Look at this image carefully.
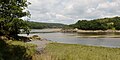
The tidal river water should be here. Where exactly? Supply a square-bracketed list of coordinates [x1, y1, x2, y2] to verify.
[19, 29, 120, 48]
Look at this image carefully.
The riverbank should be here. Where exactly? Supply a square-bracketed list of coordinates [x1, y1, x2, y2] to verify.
[29, 29, 120, 33]
[0, 35, 50, 60]
[61, 29, 120, 33]
[77, 30, 120, 33]
[30, 29, 62, 33]
[27, 40, 50, 54]
[33, 43, 120, 60]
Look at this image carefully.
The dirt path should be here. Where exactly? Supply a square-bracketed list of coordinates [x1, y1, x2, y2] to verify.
[27, 40, 50, 54]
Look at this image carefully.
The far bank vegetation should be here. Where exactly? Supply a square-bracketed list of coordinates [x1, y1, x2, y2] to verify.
[63, 16, 120, 30]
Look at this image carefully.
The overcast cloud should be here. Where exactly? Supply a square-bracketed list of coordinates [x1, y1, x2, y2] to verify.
[27, 0, 120, 24]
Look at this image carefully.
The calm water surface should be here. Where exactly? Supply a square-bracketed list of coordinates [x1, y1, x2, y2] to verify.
[20, 29, 120, 48]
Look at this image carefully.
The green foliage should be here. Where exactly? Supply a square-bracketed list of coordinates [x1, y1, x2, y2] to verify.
[28, 21, 65, 29]
[37, 43, 120, 60]
[0, 0, 30, 36]
[62, 25, 74, 30]
[71, 16, 120, 30]
[0, 40, 36, 60]
[113, 17, 120, 30]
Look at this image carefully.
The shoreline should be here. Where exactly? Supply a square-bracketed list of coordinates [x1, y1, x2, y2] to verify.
[27, 29, 120, 33]
[77, 30, 120, 33]
[61, 29, 120, 33]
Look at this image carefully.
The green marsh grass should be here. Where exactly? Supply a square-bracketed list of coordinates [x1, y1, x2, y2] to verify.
[34, 43, 120, 60]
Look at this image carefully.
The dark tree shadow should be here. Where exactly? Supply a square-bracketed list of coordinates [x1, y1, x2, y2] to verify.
[10, 35, 31, 42]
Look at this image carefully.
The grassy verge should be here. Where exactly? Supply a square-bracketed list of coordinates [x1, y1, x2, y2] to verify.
[7, 40, 37, 57]
[35, 43, 120, 60]
[0, 40, 36, 60]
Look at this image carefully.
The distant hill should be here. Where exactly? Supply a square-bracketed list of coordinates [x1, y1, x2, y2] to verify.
[69, 16, 120, 30]
[28, 21, 65, 29]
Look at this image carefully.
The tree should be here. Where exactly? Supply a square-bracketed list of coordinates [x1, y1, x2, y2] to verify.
[114, 20, 120, 30]
[0, 0, 30, 36]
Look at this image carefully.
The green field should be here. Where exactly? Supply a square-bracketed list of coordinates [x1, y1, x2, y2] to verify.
[35, 43, 120, 60]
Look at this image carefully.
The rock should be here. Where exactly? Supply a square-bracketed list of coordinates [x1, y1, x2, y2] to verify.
[30, 35, 41, 40]
[32, 35, 39, 38]
[0, 36, 8, 40]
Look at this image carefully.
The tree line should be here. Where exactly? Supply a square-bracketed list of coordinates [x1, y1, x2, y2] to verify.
[28, 21, 65, 29]
[69, 16, 120, 30]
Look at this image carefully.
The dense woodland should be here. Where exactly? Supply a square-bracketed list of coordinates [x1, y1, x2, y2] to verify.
[69, 16, 120, 30]
[28, 21, 65, 29]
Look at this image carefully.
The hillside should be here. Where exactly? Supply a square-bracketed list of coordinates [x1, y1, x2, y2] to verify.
[28, 21, 65, 29]
[70, 16, 120, 30]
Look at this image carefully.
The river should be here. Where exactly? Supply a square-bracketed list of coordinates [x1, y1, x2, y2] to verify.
[19, 29, 120, 48]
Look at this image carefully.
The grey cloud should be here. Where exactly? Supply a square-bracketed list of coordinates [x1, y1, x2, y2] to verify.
[28, 0, 120, 24]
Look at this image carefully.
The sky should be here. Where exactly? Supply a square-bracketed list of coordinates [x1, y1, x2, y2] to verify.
[27, 0, 120, 24]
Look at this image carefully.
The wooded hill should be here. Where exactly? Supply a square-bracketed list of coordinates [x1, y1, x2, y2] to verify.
[69, 16, 120, 30]
[28, 21, 65, 29]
